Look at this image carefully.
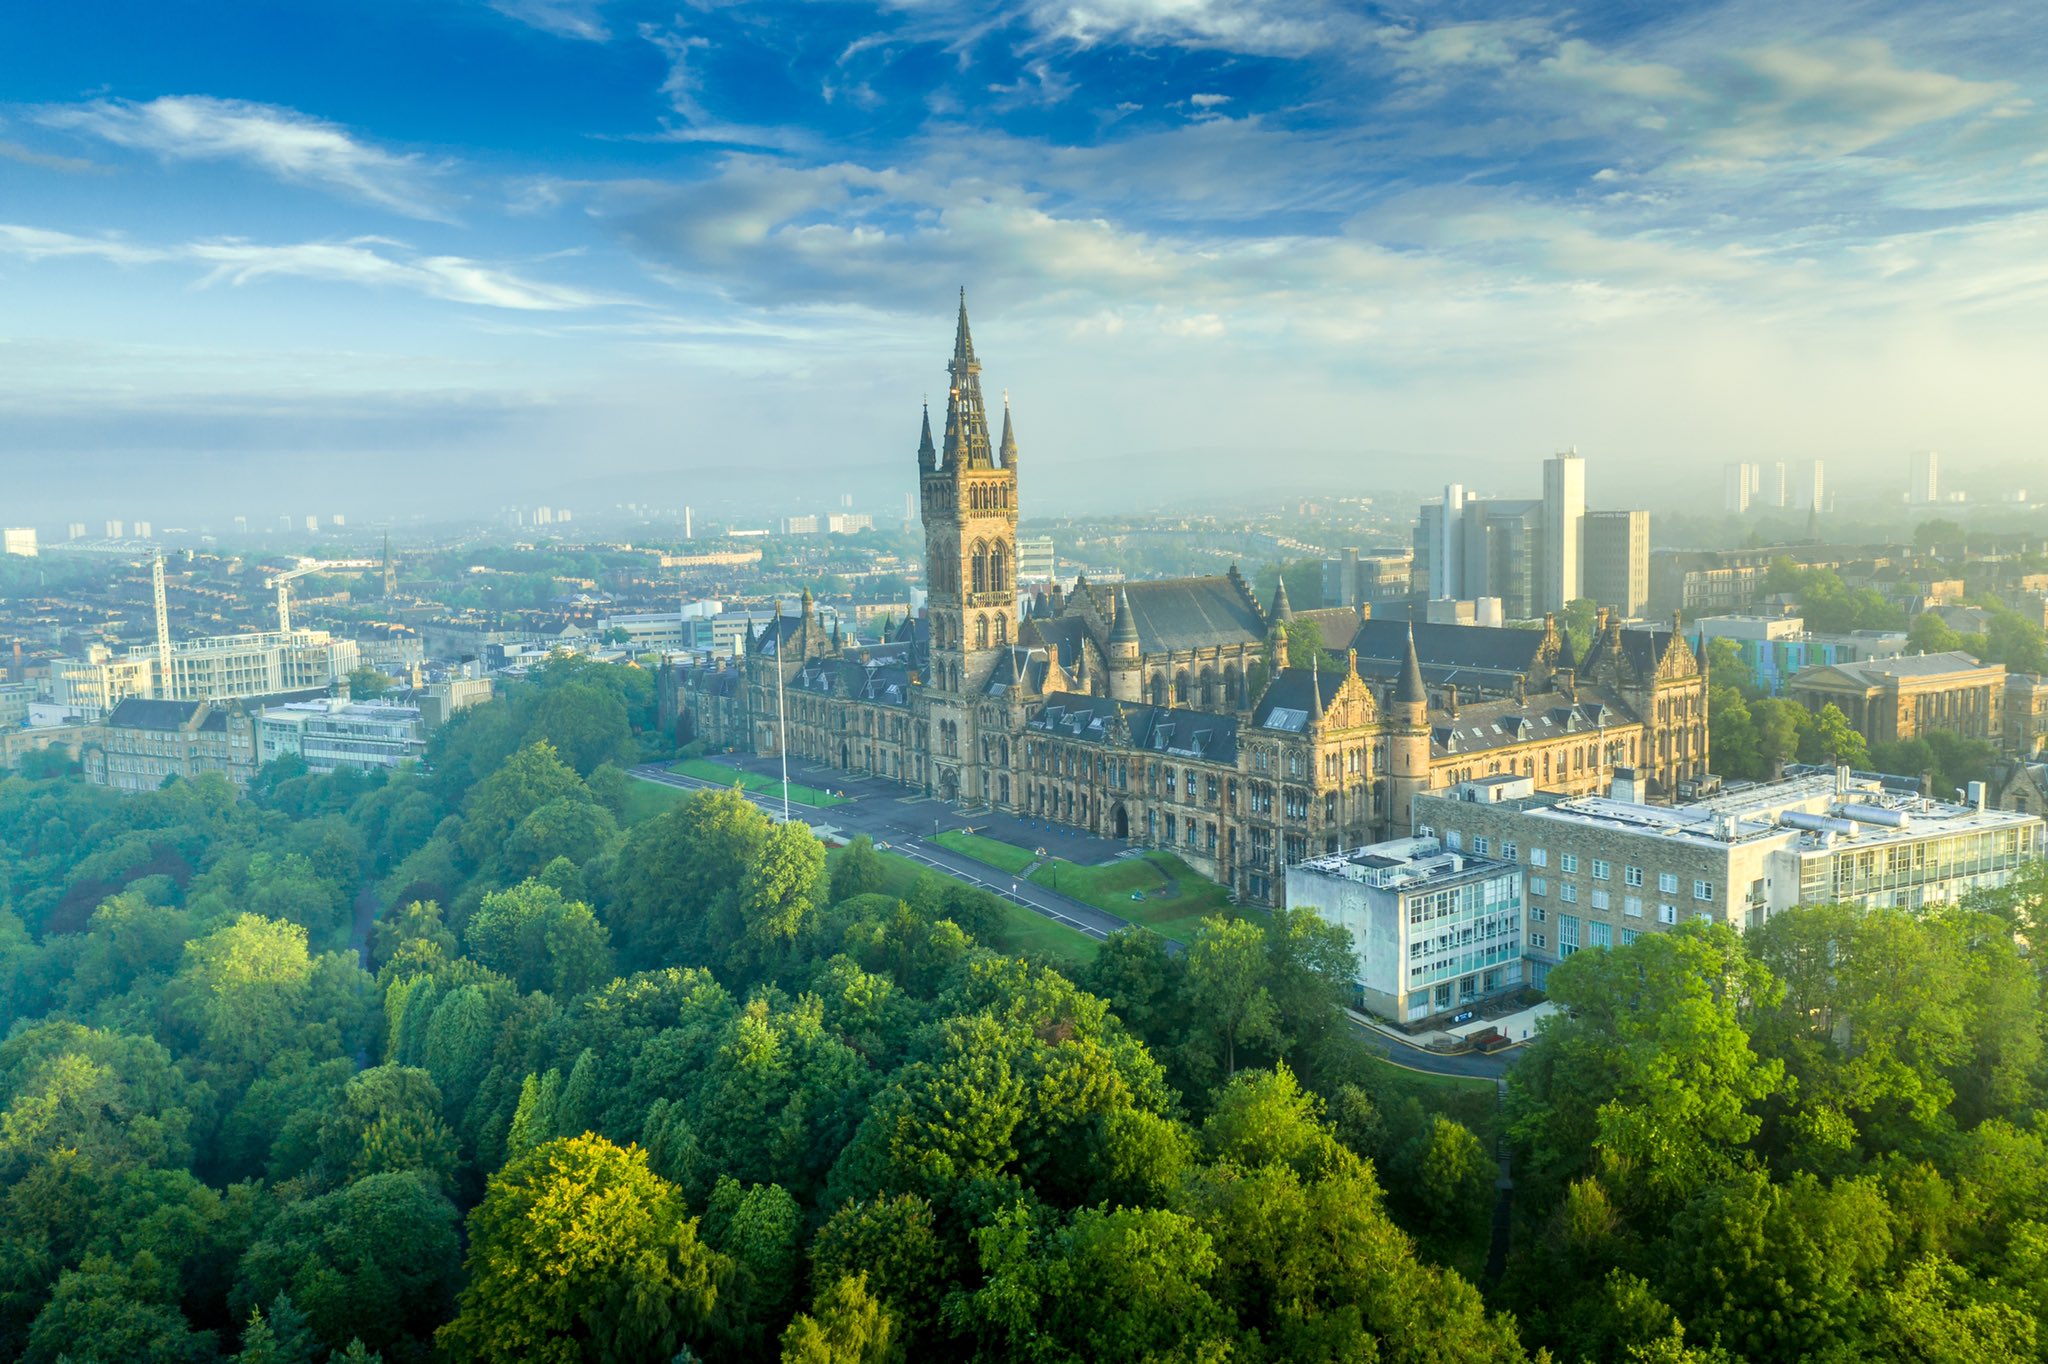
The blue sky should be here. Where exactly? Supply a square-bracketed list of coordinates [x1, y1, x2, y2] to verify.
[3, 0, 2045, 518]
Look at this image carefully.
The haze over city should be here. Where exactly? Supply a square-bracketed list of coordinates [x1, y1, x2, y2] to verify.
[5, 0, 2046, 518]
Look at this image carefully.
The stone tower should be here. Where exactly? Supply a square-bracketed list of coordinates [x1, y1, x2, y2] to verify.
[1387, 624, 1431, 835]
[919, 291, 1018, 804]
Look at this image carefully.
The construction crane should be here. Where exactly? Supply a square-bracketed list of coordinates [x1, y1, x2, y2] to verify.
[265, 561, 322, 633]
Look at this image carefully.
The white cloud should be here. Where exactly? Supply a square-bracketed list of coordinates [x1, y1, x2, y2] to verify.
[0, 224, 617, 311]
[39, 96, 450, 219]
[488, 0, 610, 41]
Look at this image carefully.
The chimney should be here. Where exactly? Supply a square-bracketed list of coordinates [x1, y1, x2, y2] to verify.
[1595, 606, 1610, 633]
[1445, 682, 1459, 717]
[1559, 668, 1576, 702]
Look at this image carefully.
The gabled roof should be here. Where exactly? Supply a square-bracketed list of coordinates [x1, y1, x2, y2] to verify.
[1425, 689, 1635, 756]
[1022, 615, 1089, 672]
[1097, 575, 1267, 654]
[1252, 665, 1347, 732]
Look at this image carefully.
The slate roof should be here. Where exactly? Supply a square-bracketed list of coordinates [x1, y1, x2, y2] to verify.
[1291, 606, 1365, 641]
[1027, 697, 1239, 764]
[1426, 690, 1628, 757]
[1109, 575, 1268, 653]
[983, 646, 1053, 697]
[1252, 666, 1349, 732]
[1023, 615, 1089, 673]
[1612, 628, 1680, 680]
[106, 698, 207, 731]
[1350, 618, 1548, 673]
[791, 655, 917, 707]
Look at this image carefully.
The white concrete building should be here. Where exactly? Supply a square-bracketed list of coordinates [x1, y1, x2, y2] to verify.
[1287, 835, 1525, 1023]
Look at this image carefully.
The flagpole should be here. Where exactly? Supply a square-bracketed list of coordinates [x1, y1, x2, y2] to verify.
[775, 631, 791, 822]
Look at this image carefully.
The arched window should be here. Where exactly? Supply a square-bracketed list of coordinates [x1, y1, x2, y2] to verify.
[971, 542, 988, 594]
[1150, 673, 1167, 707]
[1174, 670, 1190, 704]
[996, 615, 1009, 645]
[992, 544, 1007, 592]
[976, 616, 989, 649]
[1200, 667, 1217, 708]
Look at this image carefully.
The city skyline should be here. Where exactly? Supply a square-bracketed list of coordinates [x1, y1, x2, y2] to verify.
[4, 1, 2046, 516]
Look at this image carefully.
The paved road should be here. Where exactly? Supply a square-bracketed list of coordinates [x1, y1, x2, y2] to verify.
[631, 759, 1518, 1080]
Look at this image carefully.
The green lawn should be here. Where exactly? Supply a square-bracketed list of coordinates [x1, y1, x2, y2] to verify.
[933, 830, 1039, 875]
[1030, 850, 1252, 943]
[1365, 1057, 1503, 1149]
[621, 777, 691, 825]
[829, 845, 1100, 965]
[671, 758, 847, 808]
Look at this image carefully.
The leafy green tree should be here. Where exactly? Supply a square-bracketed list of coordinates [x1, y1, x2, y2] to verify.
[1398, 1116, 1494, 1242]
[297, 1063, 461, 1192]
[439, 1135, 724, 1364]
[161, 914, 316, 1073]
[829, 837, 887, 904]
[780, 1274, 899, 1364]
[232, 1293, 317, 1364]
[232, 1171, 460, 1356]
[809, 1196, 952, 1345]
[467, 879, 615, 998]
[609, 790, 772, 968]
[460, 742, 590, 867]
[1509, 924, 1786, 1217]
[1803, 702, 1871, 769]
[23, 1252, 215, 1364]
[733, 821, 828, 976]
[1185, 916, 1277, 1077]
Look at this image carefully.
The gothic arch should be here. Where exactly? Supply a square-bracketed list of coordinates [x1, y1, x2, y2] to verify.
[1174, 669, 1190, 705]
[1150, 672, 1167, 707]
[972, 541, 988, 594]
[976, 616, 990, 649]
[1200, 666, 1218, 708]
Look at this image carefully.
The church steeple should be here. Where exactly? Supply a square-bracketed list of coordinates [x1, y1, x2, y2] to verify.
[942, 288, 996, 470]
[917, 399, 936, 474]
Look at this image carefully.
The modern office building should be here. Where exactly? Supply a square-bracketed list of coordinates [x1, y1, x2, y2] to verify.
[1909, 450, 1941, 505]
[1323, 547, 1413, 609]
[1017, 535, 1057, 583]
[1724, 463, 1756, 514]
[258, 698, 426, 772]
[1414, 769, 2046, 986]
[1692, 616, 1909, 695]
[2, 528, 37, 557]
[1287, 836, 1524, 1022]
[1583, 510, 1649, 616]
[1794, 460, 1826, 512]
[1541, 449, 1586, 613]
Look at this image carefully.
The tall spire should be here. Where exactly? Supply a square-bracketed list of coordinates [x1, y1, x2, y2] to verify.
[1395, 622, 1427, 706]
[917, 399, 936, 473]
[998, 392, 1018, 469]
[942, 288, 995, 470]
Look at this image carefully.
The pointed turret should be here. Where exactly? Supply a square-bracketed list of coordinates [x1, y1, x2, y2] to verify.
[1268, 576, 1294, 624]
[941, 288, 995, 470]
[1108, 586, 1142, 702]
[998, 394, 1018, 470]
[917, 400, 936, 474]
[1394, 624, 1427, 707]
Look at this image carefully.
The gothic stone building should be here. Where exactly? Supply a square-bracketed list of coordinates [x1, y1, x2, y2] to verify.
[664, 299, 1710, 905]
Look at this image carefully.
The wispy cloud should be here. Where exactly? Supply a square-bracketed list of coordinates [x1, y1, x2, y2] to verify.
[0, 139, 104, 174]
[0, 224, 620, 311]
[488, 0, 610, 41]
[38, 96, 452, 219]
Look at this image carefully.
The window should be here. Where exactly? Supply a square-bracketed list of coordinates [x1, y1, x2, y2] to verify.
[1530, 848, 1549, 868]
[1658, 871, 1678, 894]
[1560, 883, 1579, 904]
[1530, 933, 1547, 949]
[1559, 915, 1580, 957]
[1592, 859, 1610, 881]
[1623, 896, 1643, 918]
[1591, 888, 1611, 911]
[1530, 905, 1548, 923]
[1694, 879, 1714, 902]
[1474, 836, 1491, 856]
[1621, 928, 1639, 946]
[1624, 865, 1644, 888]
[1445, 830, 1463, 851]
[1503, 841, 1519, 862]
[1657, 903, 1678, 925]
[1560, 852, 1579, 873]
[1529, 876, 1547, 897]
[1588, 922, 1613, 949]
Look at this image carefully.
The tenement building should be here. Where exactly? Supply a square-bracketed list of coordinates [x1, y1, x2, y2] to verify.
[665, 299, 1711, 905]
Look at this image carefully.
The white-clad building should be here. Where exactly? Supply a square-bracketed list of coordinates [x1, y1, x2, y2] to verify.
[1287, 836, 1525, 1023]
[258, 697, 425, 773]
